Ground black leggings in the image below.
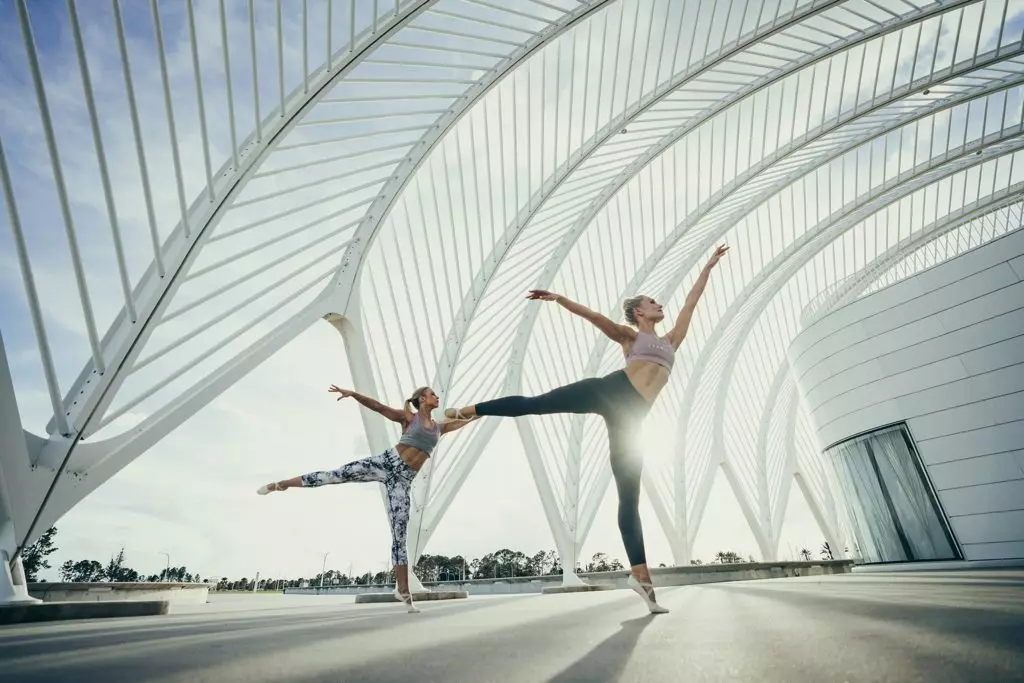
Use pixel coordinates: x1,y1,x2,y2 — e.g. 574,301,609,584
476,370,651,566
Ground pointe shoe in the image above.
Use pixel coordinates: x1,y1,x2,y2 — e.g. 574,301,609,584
256,482,281,495
444,408,467,420
627,575,669,614
394,588,420,613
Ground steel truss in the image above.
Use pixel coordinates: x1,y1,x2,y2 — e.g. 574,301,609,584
2,0,1022,600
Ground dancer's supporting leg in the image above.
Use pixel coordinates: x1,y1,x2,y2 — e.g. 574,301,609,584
607,416,668,614
446,376,606,420
384,467,419,613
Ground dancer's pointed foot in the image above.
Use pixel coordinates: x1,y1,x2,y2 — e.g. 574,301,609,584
257,482,284,495
627,575,669,614
444,407,468,420
394,588,420,613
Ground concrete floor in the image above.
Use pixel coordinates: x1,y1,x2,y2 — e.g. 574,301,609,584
0,571,1021,682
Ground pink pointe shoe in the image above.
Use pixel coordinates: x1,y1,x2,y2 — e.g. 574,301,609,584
627,575,669,614
394,588,420,613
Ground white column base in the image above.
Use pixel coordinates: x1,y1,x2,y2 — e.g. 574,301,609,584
407,571,429,594
0,554,41,606
560,567,586,588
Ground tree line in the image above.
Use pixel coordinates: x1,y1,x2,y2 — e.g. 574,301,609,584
20,527,204,584
215,549,622,591
20,526,838,588
213,544,840,590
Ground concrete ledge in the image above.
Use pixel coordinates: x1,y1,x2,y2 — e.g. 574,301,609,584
355,590,467,604
287,561,855,597
0,600,169,624
541,584,613,594
853,559,1024,572
30,582,209,605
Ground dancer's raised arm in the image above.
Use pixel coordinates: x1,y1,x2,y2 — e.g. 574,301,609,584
666,245,728,349
527,290,635,343
329,385,406,424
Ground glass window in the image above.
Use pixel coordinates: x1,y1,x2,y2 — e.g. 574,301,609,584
827,424,960,564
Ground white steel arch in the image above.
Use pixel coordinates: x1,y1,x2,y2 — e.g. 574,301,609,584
536,42,1024,567
670,92,1024,559
2,0,1023,602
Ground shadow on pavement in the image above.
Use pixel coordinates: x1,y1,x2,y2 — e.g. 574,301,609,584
547,614,656,683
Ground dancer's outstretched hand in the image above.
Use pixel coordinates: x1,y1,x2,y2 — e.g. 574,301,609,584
706,244,729,268
328,385,354,401
527,289,560,301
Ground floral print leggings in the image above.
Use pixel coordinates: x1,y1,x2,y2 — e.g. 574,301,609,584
301,447,416,565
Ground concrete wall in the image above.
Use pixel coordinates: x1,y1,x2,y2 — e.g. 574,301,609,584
29,582,210,604
284,560,853,596
789,228,1024,563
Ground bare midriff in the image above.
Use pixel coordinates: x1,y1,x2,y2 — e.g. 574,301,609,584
396,444,430,471
624,359,671,403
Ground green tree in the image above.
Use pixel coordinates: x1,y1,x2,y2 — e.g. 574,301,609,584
799,548,813,561
416,554,440,581
545,550,561,575
159,566,195,583
104,548,140,582
59,559,105,582
714,550,743,564
21,526,58,582
528,550,547,576
584,552,624,572
586,552,608,572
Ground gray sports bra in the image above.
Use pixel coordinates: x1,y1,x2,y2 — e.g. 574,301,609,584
397,413,440,455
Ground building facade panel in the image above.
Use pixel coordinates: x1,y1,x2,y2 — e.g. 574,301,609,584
791,230,1024,563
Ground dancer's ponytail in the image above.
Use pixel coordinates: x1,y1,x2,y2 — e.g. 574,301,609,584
404,386,430,421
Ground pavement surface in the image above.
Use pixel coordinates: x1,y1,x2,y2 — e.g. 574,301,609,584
1,570,1021,683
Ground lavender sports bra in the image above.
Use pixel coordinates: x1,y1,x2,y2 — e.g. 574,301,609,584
624,331,675,371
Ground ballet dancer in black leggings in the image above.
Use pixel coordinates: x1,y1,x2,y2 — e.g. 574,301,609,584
446,245,729,614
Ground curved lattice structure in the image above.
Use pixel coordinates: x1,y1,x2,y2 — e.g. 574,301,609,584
1,0,1022,593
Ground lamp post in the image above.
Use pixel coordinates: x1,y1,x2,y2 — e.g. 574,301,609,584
319,552,329,588
159,552,170,582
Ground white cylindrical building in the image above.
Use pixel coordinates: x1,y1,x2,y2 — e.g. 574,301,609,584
789,229,1024,566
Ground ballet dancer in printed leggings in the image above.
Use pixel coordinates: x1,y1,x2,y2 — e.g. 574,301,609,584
258,386,478,613
446,245,729,614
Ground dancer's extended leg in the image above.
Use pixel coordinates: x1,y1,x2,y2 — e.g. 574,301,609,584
257,450,390,495
608,417,668,615
446,376,607,419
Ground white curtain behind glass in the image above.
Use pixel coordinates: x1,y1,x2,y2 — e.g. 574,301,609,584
830,438,906,563
871,426,957,561
826,425,957,564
